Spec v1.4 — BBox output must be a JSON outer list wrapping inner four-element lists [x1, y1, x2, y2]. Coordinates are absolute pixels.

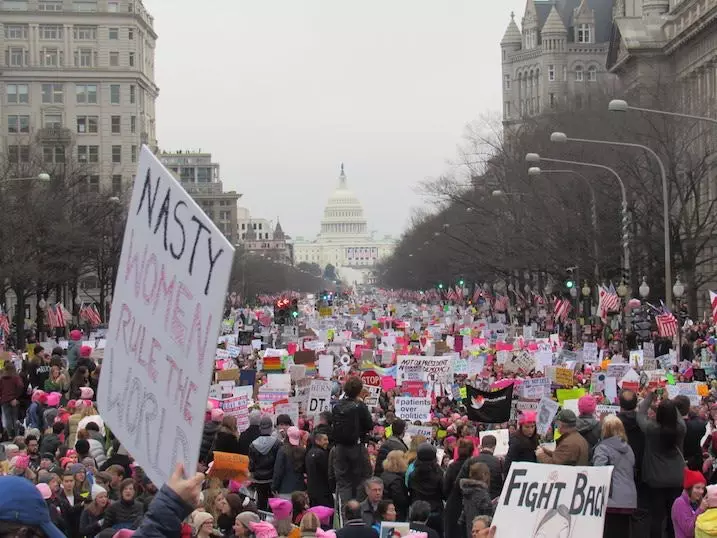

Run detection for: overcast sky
[[144, 0, 526, 238]]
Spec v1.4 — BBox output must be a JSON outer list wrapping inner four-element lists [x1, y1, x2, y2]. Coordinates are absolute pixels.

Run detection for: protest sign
[[493, 462, 612, 538], [480, 429, 510, 456], [394, 397, 432, 422], [396, 356, 452, 385], [405, 424, 433, 441], [98, 146, 234, 488], [274, 402, 299, 428], [521, 377, 551, 400], [595, 404, 620, 420], [466, 385, 514, 423], [536, 396, 559, 435], [307, 379, 332, 415]]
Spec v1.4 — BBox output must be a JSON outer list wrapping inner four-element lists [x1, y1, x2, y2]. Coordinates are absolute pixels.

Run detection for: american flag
[[710, 290, 717, 324], [494, 295, 509, 312], [553, 298, 571, 322], [80, 305, 102, 326], [598, 284, 621, 322], [656, 311, 678, 337], [0, 314, 9, 335]]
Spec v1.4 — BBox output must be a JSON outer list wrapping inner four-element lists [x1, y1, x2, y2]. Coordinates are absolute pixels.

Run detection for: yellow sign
[[554, 367, 574, 387], [319, 307, 332, 317]]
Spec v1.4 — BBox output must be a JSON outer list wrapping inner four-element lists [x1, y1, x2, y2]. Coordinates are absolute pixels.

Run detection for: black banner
[[466, 384, 514, 423]]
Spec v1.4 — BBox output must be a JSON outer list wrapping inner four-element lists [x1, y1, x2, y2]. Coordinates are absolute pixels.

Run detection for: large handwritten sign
[[98, 146, 234, 488]]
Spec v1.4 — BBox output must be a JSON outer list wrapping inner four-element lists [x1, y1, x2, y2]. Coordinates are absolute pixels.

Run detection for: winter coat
[[88, 438, 107, 469], [593, 436, 637, 509], [374, 436, 408, 475], [78, 415, 106, 438], [576, 414, 601, 461], [68, 413, 82, 446], [131, 484, 194, 538], [79, 505, 106, 538], [272, 445, 307, 494], [67, 341, 81, 371], [26, 401, 46, 431], [637, 392, 687, 488], [238, 424, 260, 455], [29, 362, 51, 391], [685, 415, 708, 470], [504, 431, 538, 472], [408, 462, 444, 514], [443, 456, 470, 499], [58, 490, 85, 538], [474, 450, 504, 500], [102, 499, 144, 530], [540, 430, 589, 466], [305, 445, 332, 507], [618, 409, 646, 483], [380, 470, 409, 521], [199, 420, 219, 464], [40, 433, 62, 458], [212, 429, 241, 455], [672, 491, 705, 538], [248, 434, 281, 483], [458, 479, 494, 538], [696, 508, 717, 538], [0, 373, 23, 404]]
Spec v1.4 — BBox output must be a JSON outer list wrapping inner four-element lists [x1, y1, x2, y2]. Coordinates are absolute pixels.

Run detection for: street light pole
[[609, 99, 717, 125], [549, 132, 671, 305]]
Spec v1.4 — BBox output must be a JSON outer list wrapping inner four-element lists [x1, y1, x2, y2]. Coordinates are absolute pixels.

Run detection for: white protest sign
[[307, 379, 332, 416], [493, 462, 612, 538], [274, 402, 299, 429], [536, 396, 559, 435], [405, 424, 433, 443], [480, 429, 510, 456], [520, 378, 551, 400], [394, 397, 431, 422], [98, 146, 234, 488]]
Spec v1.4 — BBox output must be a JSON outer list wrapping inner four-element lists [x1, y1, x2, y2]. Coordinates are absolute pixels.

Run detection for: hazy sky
[[144, 0, 526, 238]]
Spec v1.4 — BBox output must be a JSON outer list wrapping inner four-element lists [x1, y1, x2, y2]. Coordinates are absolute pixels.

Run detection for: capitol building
[[293, 165, 396, 285]]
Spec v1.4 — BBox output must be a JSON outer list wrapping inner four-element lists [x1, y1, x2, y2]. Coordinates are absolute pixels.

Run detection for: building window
[[74, 48, 95, 68], [578, 23, 592, 43], [128, 28, 134, 40], [43, 113, 62, 128], [107, 1, 119, 12], [130, 115, 136, 133], [73, 26, 97, 40], [548, 65, 555, 81], [112, 174, 122, 194], [79, 175, 100, 193], [77, 145, 99, 163], [41, 48, 63, 66], [109, 51, 119, 66], [550, 93, 557, 108], [504, 74, 511, 90], [73, 0, 97, 12], [7, 84, 29, 104], [38, 0, 63, 10], [43, 145, 65, 163], [8, 115, 30, 134], [8, 145, 30, 163], [575, 66, 584, 82], [108, 116, 120, 134], [131, 145, 137, 163], [39, 24, 63, 40], [112, 145, 122, 163], [504, 101, 511, 115], [110, 84, 120, 104], [76, 116, 98, 133], [129, 52, 135, 67], [109, 27, 119, 40], [6, 47, 28, 66], [129, 85, 136, 104], [76, 84, 98, 104], [5, 24, 28, 39], [588, 65, 597, 82]]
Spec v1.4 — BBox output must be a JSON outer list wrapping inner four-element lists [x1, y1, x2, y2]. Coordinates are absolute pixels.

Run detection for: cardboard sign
[[98, 146, 234, 488], [394, 396, 431, 422], [493, 462, 613, 538], [307, 379, 332, 416], [479, 429, 510, 456]]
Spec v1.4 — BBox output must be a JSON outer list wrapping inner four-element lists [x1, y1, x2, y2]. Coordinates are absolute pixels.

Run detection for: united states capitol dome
[[319, 164, 369, 240]]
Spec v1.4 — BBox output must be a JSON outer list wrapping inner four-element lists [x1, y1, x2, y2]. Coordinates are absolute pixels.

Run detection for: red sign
[[361, 370, 381, 387]]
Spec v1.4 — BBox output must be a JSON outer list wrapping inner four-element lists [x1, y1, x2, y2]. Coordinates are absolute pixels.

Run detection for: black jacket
[[618, 410, 645, 482], [199, 421, 219, 464], [102, 499, 144, 530], [684, 414, 707, 470], [336, 520, 379, 538], [79, 506, 105, 538], [374, 436, 408, 476], [40, 433, 62, 458], [410, 522, 439, 538], [504, 431, 538, 472], [248, 434, 281, 483], [380, 470, 409, 521], [306, 446, 332, 507], [238, 424, 261, 455], [28, 362, 51, 391], [213, 429, 242, 455], [458, 479, 494, 538], [443, 456, 470, 499], [332, 398, 373, 446], [474, 450, 504, 500], [58, 490, 85, 538], [132, 485, 194, 538]]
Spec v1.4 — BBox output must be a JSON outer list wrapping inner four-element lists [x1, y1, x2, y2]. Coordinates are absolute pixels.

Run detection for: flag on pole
[[598, 285, 621, 322], [553, 298, 571, 322], [656, 311, 678, 337], [710, 290, 717, 324], [0, 314, 9, 335]]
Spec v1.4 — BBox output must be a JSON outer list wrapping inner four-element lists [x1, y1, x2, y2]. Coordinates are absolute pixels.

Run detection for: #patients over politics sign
[[98, 146, 234, 487], [492, 462, 613, 538]]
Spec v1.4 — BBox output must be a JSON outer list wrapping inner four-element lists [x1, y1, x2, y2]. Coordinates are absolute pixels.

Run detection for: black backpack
[[332, 399, 360, 445]]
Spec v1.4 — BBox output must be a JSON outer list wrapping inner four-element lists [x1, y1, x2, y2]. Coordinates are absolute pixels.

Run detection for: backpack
[[332, 399, 360, 445]]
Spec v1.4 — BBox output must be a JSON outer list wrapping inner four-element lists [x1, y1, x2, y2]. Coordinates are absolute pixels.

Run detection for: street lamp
[[609, 99, 717, 125], [550, 131, 671, 305], [38, 298, 47, 310], [639, 277, 650, 299], [673, 277, 685, 300], [582, 282, 591, 297], [617, 281, 629, 298], [4, 172, 51, 183]]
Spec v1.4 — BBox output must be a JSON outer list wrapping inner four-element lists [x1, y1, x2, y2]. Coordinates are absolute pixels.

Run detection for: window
[[107, 1, 119, 12], [39, 24, 63, 40], [43, 114, 62, 128], [73, 0, 97, 12], [220, 211, 231, 221], [575, 66, 584, 82], [578, 24, 592, 43], [548, 65, 555, 82], [8, 115, 30, 134], [128, 52, 135, 67], [111, 115, 121, 134], [109, 52, 119, 66], [77, 145, 99, 163], [43, 145, 65, 163], [73, 26, 97, 40], [41, 84, 63, 104], [6, 47, 28, 66], [76, 84, 98, 104], [5, 24, 28, 39], [74, 48, 95, 68], [76, 116, 98, 134], [112, 145, 122, 163], [131, 145, 137, 163], [128, 28, 134, 40], [112, 174, 122, 194], [109, 28, 119, 40], [129, 85, 136, 104], [110, 84, 120, 104], [3, 1, 28, 11], [550, 93, 557, 108], [8, 145, 30, 163], [38, 0, 63, 10], [40, 48, 62, 67], [503, 74, 510, 90], [130, 115, 136, 133], [78, 175, 100, 194], [7, 84, 29, 104], [588, 66, 597, 82]]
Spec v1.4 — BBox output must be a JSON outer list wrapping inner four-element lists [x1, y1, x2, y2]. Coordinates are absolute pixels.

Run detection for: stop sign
[[361, 370, 381, 387]]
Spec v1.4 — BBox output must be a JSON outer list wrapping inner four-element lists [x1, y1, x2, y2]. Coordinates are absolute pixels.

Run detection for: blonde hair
[[601, 415, 627, 442], [79, 406, 98, 418], [383, 450, 408, 474], [299, 512, 320, 532]]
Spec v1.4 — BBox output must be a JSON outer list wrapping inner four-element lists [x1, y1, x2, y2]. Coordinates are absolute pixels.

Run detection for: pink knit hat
[[578, 395, 597, 415], [268, 497, 292, 520], [70, 330, 83, 341], [79, 387, 94, 399], [210, 408, 224, 422], [519, 411, 537, 425], [80, 345, 93, 358], [706, 485, 717, 508], [248, 521, 278, 538], [112, 531, 135, 538], [307, 506, 334, 526], [36, 483, 52, 500], [46, 392, 61, 407]]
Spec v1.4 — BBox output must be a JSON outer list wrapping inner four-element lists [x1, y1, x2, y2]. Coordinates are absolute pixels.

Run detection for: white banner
[[98, 146, 234, 488], [394, 396, 431, 422], [493, 462, 612, 538]]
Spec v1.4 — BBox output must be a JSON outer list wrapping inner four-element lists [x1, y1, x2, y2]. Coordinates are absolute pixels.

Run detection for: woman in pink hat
[[504, 411, 538, 472], [271, 427, 307, 499]]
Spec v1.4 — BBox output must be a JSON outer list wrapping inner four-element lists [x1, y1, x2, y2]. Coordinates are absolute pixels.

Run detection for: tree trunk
[[99, 286, 106, 323], [684, 266, 699, 320], [35, 288, 44, 342], [14, 285, 26, 350]]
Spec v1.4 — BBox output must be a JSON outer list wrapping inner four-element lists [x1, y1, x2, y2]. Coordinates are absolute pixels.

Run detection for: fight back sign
[[493, 462, 613, 538], [98, 146, 234, 487]]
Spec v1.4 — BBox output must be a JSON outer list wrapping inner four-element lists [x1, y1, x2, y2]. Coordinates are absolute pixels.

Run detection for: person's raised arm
[[637, 391, 655, 432]]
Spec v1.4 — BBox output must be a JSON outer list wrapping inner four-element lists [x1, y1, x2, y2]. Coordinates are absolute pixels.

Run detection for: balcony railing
[[36, 127, 72, 144]]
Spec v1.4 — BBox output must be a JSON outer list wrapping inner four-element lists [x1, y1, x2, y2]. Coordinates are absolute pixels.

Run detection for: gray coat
[[637, 392, 686, 488], [593, 436, 637, 509]]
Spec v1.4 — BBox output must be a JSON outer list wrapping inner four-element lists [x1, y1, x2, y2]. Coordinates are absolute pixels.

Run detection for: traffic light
[[291, 299, 299, 319], [565, 268, 575, 290], [274, 298, 290, 325], [458, 279, 465, 287], [438, 283, 444, 289]]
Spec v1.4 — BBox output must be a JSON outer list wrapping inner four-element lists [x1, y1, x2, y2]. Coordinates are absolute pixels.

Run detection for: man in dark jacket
[[373, 418, 408, 475], [408, 500, 440, 538], [238, 410, 261, 455], [248, 415, 281, 511], [28, 347, 52, 390], [306, 432, 333, 507], [674, 394, 707, 470], [473, 434, 504, 500], [40, 422, 65, 458], [337, 500, 379, 538]]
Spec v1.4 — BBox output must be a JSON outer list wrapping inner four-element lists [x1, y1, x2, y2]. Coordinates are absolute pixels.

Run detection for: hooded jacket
[[593, 436, 637, 509], [238, 424, 261, 455], [673, 491, 705, 538], [458, 478, 494, 538], [696, 508, 717, 538], [248, 434, 281, 483], [576, 415, 601, 461]]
